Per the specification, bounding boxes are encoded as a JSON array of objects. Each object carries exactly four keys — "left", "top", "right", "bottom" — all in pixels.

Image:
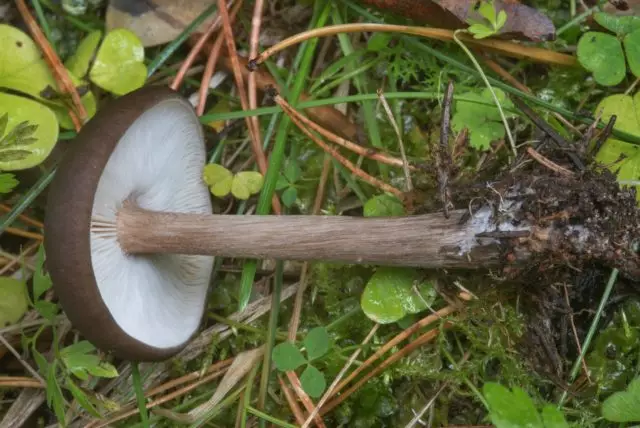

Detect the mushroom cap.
[{"left": 44, "top": 86, "right": 214, "bottom": 362}]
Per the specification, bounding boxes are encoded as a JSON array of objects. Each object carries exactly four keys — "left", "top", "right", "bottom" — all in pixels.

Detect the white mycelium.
[{"left": 90, "top": 97, "right": 214, "bottom": 349}]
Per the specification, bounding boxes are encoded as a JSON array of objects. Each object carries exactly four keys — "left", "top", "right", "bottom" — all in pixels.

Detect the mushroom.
[{"left": 42, "top": 86, "right": 518, "bottom": 361}]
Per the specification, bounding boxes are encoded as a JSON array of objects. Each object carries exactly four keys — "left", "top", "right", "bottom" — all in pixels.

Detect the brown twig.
[
  {"left": 278, "top": 375, "right": 306, "bottom": 426},
  {"left": 87, "top": 367, "right": 229, "bottom": 428},
  {"left": 188, "top": 37, "right": 361, "bottom": 142},
  {"left": 250, "top": 24, "right": 577, "bottom": 67},
  {"left": 276, "top": 94, "right": 405, "bottom": 198},
  {"left": 0, "top": 334, "right": 45, "bottom": 386},
  {"left": 3, "top": 227, "right": 43, "bottom": 241},
  {"left": 526, "top": 147, "right": 575, "bottom": 177},
  {"left": 145, "top": 358, "right": 234, "bottom": 397},
  {"left": 15, "top": 0, "right": 87, "bottom": 128},
  {"left": 0, "top": 241, "right": 40, "bottom": 276},
  {"left": 481, "top": 55, "right": 531, "bottom": 94},
  {"left": 248, "top": 0, "right": 265, "bottom": 147},
  {"left": 195, "top": 1, "right": 242, "bottom": 116},
  {"left": 332, "top": 304, "right": 458, "bottom": 397},
  {"left": 301, "top": 323, "right": 380, "bottom": 428},
  {"left": 0, "top": 376, "right": 45, "bottom": 389},
  {"left": 170, "top": 2, "right": 228, "bottom": 91},
  {"left": 0, "top": 205, "right": 43, "bottom": 229},
  {"left": 197, "top": 33, "right": 226, "bottom": 116},
  {"left": 285, "top": 372, "right": 327, "bottom": 428},
  {"left": 510, "top": 95, "right": 585, "bottom": 171},
  {"left": 563, "top": 283, "right": 592, "bottom": 383},
  {"left": 322, "top": 322, "right": 453, "bottom": 415},
  {"left": 274, "top": 94, "right": 418, "bottom": 171},
  {"left": 216, "top": 0, "right": 281, "bottom": 215}
]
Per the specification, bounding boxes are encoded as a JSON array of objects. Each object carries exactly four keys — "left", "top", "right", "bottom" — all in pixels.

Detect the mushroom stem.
[{"left": 115, "top": 205, "right": 513, "bottom": 269}]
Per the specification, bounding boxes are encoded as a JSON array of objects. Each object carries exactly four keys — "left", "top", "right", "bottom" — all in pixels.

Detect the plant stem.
[
  {"left": 246, "top": 406, "right": 299, "bottom": 428},
  {"left": 257, "top": 261, "right": 284, "bottom": 424},
  {"left": 558, "top": 267, "right": 620, "bottom": 407},
  {"left": 452, "top": 30, "right": 517, "bottom": 157},
  {"left": 131, "top": 363, "right": 150, "bottom": 428}
]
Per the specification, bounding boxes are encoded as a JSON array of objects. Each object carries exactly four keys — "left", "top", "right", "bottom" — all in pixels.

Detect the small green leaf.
[
  {"left": 303, "top": 327, "right": 330, "bottom": 361},
  {"left": 367, "top": 32, "right": 392, "bottom": 52},
  {"left": 541, "top": 405, "right": 570, "bottom": 427},
  {"left": 281, "top": 186, "right": 298, "bottom": 208},
  {"left": 468, "top": 24, "right": 497, "bottom": 40},
  {"left": 46, "top": 362, "right": 67, "bottom": 425},
  {"left": 284, "top": 161, "right": 302, "bottom": 183},
  {"left": 0, "top": 277, "right": 28, "bottom": 327},
  {"left": 35, "top": 300, "right": 59, "bottom": 321},
  {"left": 577, "top": 32, "right": 626, "bottom": 86},
  {"left": 360, "top": 267, "right": 437, "bottom": 324},
  {"left": 478, "top": 1, "right": 497, "bottom": 26},
  {"left": 272, "top": 342, "right": 307, "bottom": 371},
  {"left": 65, "top": 30, "right": 103, "bottom": 78},
  {"left": 0, "top": 24, "right": 59, "bottom": 100},
  {"left": 496, "top": 10, "right": 507, "bottom": 30},
  {"left": 33, "top": 245, "right": 52, "bottom": 301},
  {"left": 66, "top": 377, "right": 102, "bottom": 418},
  {"left": 62, "top": 351, "right": 118, "bottom": 379},
  {"left": 592, "top": 92, "right": 640, "bottom": 202},
  {"left": 89, "top": 28, "right": 147, "bottom": 95},
  {"left": 232, "top": 171, "right": 264, "bottom": 200},
  {"left": 47, "top": 72, "right": 97, "bottom": 130},
  {"left": 451, "top": 88, "right": 516, "bottom": 150},
  {"left": 624, "top": 29, "right": 640, "bottom": 78},
  {"left": 363, "top": 194, "right": 405, "bottom": 217},
  {"left": 0, "top": 93, "right": 59, "bottom": 170},
  {"left": 203, "top": 163, "right": 233, "bottom": 198},
  {"left": 482, "top": 382, "right": 543, "bottom": 428},
  {"left": 300, "top": 365, "right": 326, "bottom": 398},
  {"left": 594, "top": 12, "right": 640, "bottom": 37},
  {"left": 60, "top": 340, "right": 96, "bottom": 357},
  {"left": 0, "top": 173, "right": 18, "bottom": 194},
  {"left": 33, "top": 348, "right": 49, "bottom": 374},
  {"left": 602, "top": 376, "right": 640, "bottom": 422},
  {"left": 276, "top": 175, "right": 290, "bottom": 190}
]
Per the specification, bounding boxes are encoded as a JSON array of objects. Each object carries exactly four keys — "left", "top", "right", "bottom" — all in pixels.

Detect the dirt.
[{"left": 430, "top": 141, "right": 640, "bottom": 393}]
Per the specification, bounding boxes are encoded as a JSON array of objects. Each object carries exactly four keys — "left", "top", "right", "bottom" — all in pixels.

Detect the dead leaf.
[
  {"left": 356, "top": 0, "right": 556, "bottom": 42},
  {"left": 106, "top": 0, "right": 217, "bottom": 47}
]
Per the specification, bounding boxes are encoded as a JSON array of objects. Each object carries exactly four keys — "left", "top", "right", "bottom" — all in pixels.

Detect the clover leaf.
[
  {"left": 65, "top": 30, "right": 103, "bottom": 79},
  {"left": 577, "top": 12, "right": 640, "bottom": 86},
  {"left": 203, "top": 163, "right": 264, "bottom": 200},
  {"left": 203, "top": 163, "right": 233, "bottom": 197},
  {"left": 300, "top": 365, "right": 326, "bottom": 398},
  {"left": 231, "top": 171, "right": 264, "bottom": 200},
  {"left": 303, "top": 327, "right": 330, "bottom": 361},
  {"left": 592, "top": 92, "right": 640, "bottom": 203},
  {"left": 272, "top": 326, "right": 331, "bottom": 398},
  {"left": 276, "top": 161, "right": 302, "bottom": 208},
  {"left": 0, "top": 24, "right": 59, "bottom": 100},
  {"left": 89, "top": 28, "right": 147, "bottom": 95},
  {"left": 360, "top": 267, "right": 437, "bottom": 324}
]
